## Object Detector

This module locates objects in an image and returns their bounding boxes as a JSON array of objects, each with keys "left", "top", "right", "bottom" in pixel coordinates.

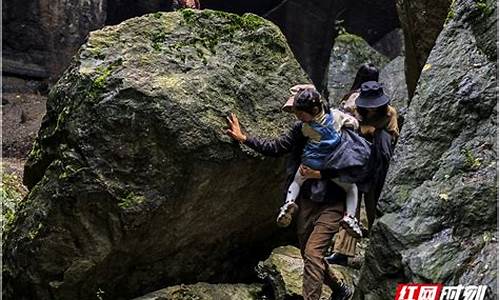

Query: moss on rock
[{"left": 5, "top": 10, "right": 309, "bottom": 300}]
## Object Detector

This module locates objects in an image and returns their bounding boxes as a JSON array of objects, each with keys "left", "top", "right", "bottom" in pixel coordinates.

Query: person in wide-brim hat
[
  {"left": 354, "top": 81, "right": 390, "bottom": 109},
  {"left": 352, "top": 81, "right": 398, "bottom": 139}
]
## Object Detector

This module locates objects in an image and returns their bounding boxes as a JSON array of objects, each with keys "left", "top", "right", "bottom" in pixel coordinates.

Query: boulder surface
[
  {"left": 397, "top": 0, "right": 452, "bottom": 98},
  {"left": 356, "top": 0, "right": 498, "bottom": 298},
  {"left": 379, "top": 56, "right": 409, "bottom": 126},
  {"left": 256, "top": 246, "right": 360, "bottom": 300},
  {"left": 327, "top": 33, "right": 389, "bottom": 105},
  {"left": 3, "top": 10, "right": 308, "bottom": 300}
]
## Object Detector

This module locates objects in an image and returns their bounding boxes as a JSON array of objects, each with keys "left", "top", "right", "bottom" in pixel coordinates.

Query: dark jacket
[{"left": 244, "top": 122, "right": 346, "bottom": 203}]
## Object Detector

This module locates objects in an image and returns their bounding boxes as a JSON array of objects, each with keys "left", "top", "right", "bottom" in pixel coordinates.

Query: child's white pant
[{"left": 286, "top": 169, "right": 358, "bottom": 217}]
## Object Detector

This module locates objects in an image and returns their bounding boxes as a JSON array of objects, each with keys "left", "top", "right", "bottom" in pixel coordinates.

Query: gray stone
[
  {"left": 131, "top": 282, "right": 264, "bottom": 300},
  {"left": 371, "top": 29, "right": 405, "bottom": 60},
  {"left": 2, "top": 58, "right": 49, "bottom": 79},
  {"left": 2, "top": 76, "right": 48, "bottom": 94},
  {"left": 3, "top": 10, "right": 308, "bottom": 300},
  {"left": 4, "top": 0, "right": 400, "bottom": 98},
  {"left": 256, "top": 245, "right": 360, "bottom": 300},
  {"left": 379, "top": 56, "right": 409, "bottom": 126},
  {"left": 397, "top": 0, "right": 452, "bottom": 98},
  {"left": 266, "top": 0, "right": 400, "bottom": 95},
  {"left": 327, "top": 33, "right": 390, "bottom": 106},
  {"left": 355, "top": 0, "right": 498, "bottom": 298},
  {"left": 3, "top": 0, "right": 107, "bottom": 80}
]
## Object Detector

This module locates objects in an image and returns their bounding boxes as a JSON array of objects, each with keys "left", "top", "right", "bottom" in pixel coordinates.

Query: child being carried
[{"left": 277, "top": 85, "right": 371, "bottom": 239}]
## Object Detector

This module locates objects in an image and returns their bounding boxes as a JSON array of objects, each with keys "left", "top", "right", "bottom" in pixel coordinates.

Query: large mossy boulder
[
  {"left": 3, "top": 10, "right": 309, "bottom": 300},
  {"left": 327, "top": 33, "right": 389, "bottom": 105},
  {"left": 356, "top": 0, "right": 498, "bottom": 298}
]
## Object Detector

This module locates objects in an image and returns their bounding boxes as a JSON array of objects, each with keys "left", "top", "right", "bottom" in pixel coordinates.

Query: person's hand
[
  {"left": 225, "top": 113, "right": 247, "bottom": 143},
  {"left": 299, "top": 164, "right": 321, "bottom": 179}
]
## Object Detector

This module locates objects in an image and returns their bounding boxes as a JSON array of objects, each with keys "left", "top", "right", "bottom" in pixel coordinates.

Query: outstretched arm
[{"left": 225, "top": 113, "right": 304, "bottom": 157}]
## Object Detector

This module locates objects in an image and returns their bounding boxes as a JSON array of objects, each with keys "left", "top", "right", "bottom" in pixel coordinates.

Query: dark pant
[{"left": 296, "top": 197, "right": 344, "bottom": 300}]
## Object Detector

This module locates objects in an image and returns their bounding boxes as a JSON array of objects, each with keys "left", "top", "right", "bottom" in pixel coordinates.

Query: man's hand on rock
[
  {"left": 299, "top": 164, "right": 321, "bottom": 179},
  {"left": 226, "top": 113, "right": 247, "bottom": 143}
]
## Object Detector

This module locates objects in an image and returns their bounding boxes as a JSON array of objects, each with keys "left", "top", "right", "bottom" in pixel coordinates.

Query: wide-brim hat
[
  {"left": 282, "top": 84, "right": 316, "bottom": 112},
  {"left": 355, "top": 81, "right": 390, "bottom": 108}
]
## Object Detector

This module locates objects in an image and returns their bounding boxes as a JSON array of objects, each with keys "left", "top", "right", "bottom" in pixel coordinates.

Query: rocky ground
[
  {"left": 2, "top": 92, "right": 46, "bottom": 234},
  {"left": 2, "top": 92, "right": 47, "bottom": 158}
]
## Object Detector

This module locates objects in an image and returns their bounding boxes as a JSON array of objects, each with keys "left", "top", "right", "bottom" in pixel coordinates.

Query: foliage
[
  {"left": 1, "top": 169, "right": 27, "bottom": 232},
  {"left": 118, "top": 192, "right": 146, "bottom": 209},
  {"left": 462, "top": 148, "right": 481, "bottom": 170}
]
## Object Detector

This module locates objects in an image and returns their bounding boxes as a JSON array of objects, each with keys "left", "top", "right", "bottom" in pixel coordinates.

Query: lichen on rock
[{"left": 4, "top": 9, "right": 309, "bottom": 300}]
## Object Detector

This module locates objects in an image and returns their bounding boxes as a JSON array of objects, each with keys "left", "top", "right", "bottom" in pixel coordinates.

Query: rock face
[
  {"left": 327, "top": 33, "right": 390, "bottom": 105},
  {"left": 4, "top": 0, "right": 400, "bottom": 96},
  {"left": 3, "top": 0, "right": 107, "bottom": 81},
  {"left": 371, "top": 29, "right": 404, "bottom": 60},
  {"left": 397, "top": 0, "right": 452, "bottom": 98},
  {"left": 3, "top": 10, "right": 309, "bottom": 300},
  {"left": 379, "top": 56, "right": 409, "bottom": 126},
  {"left": 341, "top": 0, "right": 400, "bottom": 45},
  {"left": 265, "top": 0, "right": 347, "bottom": 96},
  {"left": 131, "top": 282, "right": 264, "bottom": 300},
  {"left": 266, "top": 0, "right": 399, "bottom": 95},
  {"left": 256, "top": 246, "right": 360, "bottom": 300},
  {"left": 2, "top": 0, "right": 176, "bottom": 84},
  {"left": 355, "top": 0, "right": 498, "bottom": 298}
]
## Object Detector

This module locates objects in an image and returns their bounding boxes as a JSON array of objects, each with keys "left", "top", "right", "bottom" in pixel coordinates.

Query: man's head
[
  {"left": 282, "top": 84, "right": 323, "bottom": 122},
  {"left": 292, "top": 88, "right": 323, "bottom": 122}
]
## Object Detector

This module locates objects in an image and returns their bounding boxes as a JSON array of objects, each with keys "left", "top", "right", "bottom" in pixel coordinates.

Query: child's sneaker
[
  {"left": 276, "top": 202, "right": 299, "bottom": 227},
  {"left": 339, "top": 214, "right": 363, "bottom": 239}
]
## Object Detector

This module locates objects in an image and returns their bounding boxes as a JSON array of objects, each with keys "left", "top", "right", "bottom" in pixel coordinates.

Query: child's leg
[
  {"left": 331, "top": 179, "right": 358, "bottom": 216},
  {"left": 331, "top": 179, "right": 362, "bottom": 238},
  {"left": 277, "top": 169, "right": 306, "bottom": 227},
  {"left": 286, "top": 169, "right": 308, "bottom": 203}
]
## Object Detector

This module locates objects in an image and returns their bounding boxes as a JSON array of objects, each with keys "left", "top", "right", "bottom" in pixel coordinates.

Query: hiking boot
[
  {"left": 329, "top": 282, "right": 353, "bottom": 300},
  {"left": 324, "top": 252, "right": 348, "bottom": 266},
  {"left": 339, "top": 214, "right": 363, "bottom": 239},
  {"left": 276, "top": 202, "right": 298, "bottom": 227}
]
